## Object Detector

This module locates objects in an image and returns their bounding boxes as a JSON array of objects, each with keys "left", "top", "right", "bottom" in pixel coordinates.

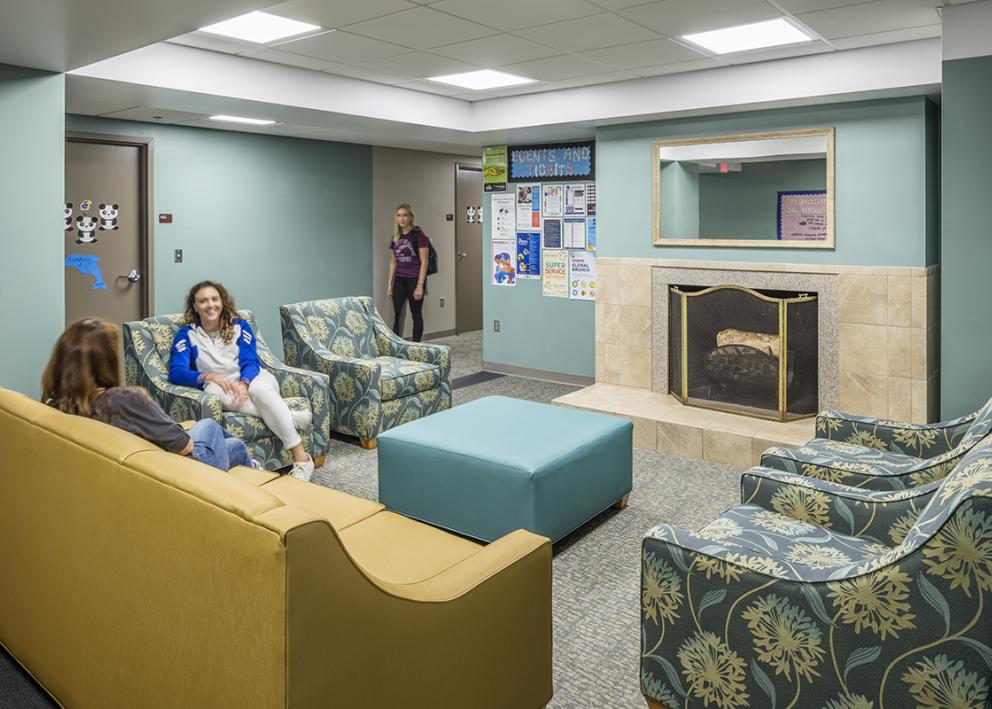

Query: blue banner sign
[{"left": 509, "top": 141, "right": 595, "bottom": 182}]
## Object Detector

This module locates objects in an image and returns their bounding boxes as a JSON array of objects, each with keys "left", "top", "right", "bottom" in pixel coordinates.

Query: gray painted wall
[
  {"left": 0, "top": 65, "right": 64, "bottom": 397},
  {"left": 65, "top": 115, "right": 372, "bottom": 359}
]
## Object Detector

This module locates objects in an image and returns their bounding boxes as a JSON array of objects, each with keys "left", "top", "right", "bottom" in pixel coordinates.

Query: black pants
[{"left": 391, "top": 276, "right": 424, "bottom": 342}]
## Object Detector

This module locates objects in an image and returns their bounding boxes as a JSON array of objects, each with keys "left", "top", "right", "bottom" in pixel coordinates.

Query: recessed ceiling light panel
[
  {"left": 427, "top": 69, "right": 535, "bottom": 90},
  {"left": 209, "top": 115, "right": 277, "bottom": 126},
  {"left": 683, "top": 18, "right": 813, "bottom": 55},
  {"left": 198, "top": 11, "right": 320, "bottom": 44}
]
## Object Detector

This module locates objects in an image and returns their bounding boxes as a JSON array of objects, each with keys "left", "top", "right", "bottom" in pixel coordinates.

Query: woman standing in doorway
[{"left": 386, "top": 203, "right": 429, "bottom": 342}]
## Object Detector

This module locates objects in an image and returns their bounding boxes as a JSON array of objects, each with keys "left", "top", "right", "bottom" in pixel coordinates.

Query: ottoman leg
[
  {"left": 613, "top": 494, "right": 630, "bottom": 510},
  {"left": 646, "top": 700, "right": 671, "bottom": 709},
  {"left": 360, "top": 437, "right": 378, "bottom": 450},
  {"left": 313, "top": 454, "right": 326, "bottom": 468}
]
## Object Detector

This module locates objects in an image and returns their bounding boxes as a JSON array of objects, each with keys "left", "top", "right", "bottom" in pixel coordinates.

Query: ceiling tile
[
  {"left": 555, "top": 70, "right": 642, "bottom": 88},
  {"left": 100, "top": 106, "right": 205, "bottom": 123},
  {"left": 497, "top": 54, "right": 616, "bottom": 81},
  {"left": 323, "top": 64, "right": 413, "bottom": 84},
  {"left": 454, "top": 81, "right": 559, "bottom": 101},
  {"left": 166, "top": 33, "right": 257, "bottom": 55},
  {"left": 239, "top": 46, "right": 347, "bottom": 72},
  {"left": 274, "top": 29, "right": 414, "bottom": 63},
  {"left": 588, "top": 0, "right": 659, "bottom": 9},
  {"left": 429, "top": 0, "right": 602, "bottom": 32},
  {"left": 392, "top": 79, "right": 468, "bottom": 96},
  {"left": 634, "top": 57, "right": 725, "bottom": 76},
  {"left": 829, "top": 23, "right": 941, "bottom": 50},
  {"left": 360, "top": 52, "right": 480, "bottom": 80},
  {"left": 263, "top": 0, "right": 416, "bottom": 29},
  {"left": 514, "top": 13, "right": 660, "bottom": 52},
  {"left": 429, "top": 34, "right": 561, "bottom": 66},
  {"left": 797, "top": 0, "right": 942, "bottom": 39},
  {"left": 345, "top": 7, "right": 496, "bottom": 50},
  {"left": 722, "top": 39, "right": 833, "bottom": 64},
  {"left": 619, "top": 0, "right": 781, "bottom": 38},
  {"left": 579, "top": 37, "right": 705, "bottom": 68},
  {"left": 773, "top": 0, "right": 873, "bottom": 13}
]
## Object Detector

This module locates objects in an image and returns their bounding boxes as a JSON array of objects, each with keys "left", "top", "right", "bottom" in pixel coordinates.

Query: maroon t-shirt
[{"left": 390, "top": 228, "right": 429, "bottom": 279}]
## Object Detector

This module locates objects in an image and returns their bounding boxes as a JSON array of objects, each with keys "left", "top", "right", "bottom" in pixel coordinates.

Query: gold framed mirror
[{"left": 652, "top": 127, "right": 835, "bottom": 249}]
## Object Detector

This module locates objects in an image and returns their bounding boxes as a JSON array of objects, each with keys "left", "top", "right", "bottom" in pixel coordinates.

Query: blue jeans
[{"left": 188, "top": 419, "right": 249, "bottom": 472}]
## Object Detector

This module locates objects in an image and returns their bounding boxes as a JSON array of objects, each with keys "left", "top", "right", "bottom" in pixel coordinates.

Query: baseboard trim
[
  {"left": 482, "top": 361, "right": 594, "bottom": 386},
  {"left": 422, "top": 328, "right": 458, "bottom": 341}
]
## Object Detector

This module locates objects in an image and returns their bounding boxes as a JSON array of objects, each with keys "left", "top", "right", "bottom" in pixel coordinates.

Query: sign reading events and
[{"left": 509, "top": 141, "right": 595, "bottom": 183}]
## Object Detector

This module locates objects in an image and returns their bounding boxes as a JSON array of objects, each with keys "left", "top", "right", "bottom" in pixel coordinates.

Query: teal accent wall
[
  {"left": 659, "top": 161, "right": 700, "bottom": 237},
  {"left": 0, "top": 65, "right": 64, "bottom": 397},
  {"left": 598, "top": 97, "right": 934, "bottom": 265},
  {"left": 66, "top": 115, "right": 372, "bottom": 358},
  {"left": 941, "top": 57, "right": 992, "bottom": 417}
]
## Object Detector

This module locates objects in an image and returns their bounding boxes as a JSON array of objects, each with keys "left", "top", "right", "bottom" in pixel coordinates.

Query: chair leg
[
  {"left": 313, "top": 455, "right": 326, "bottom": 468},
  {"left": 614, "top": 494, "right": 630, "bottom": 510},
  {"left": 360, "top": 438, "right": 377, "bottom": 450}
]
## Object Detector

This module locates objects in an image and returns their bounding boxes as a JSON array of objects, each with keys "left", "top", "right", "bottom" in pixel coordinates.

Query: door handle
[
  {"left": 457, "top": 251, "right": 468, "bottom": 261},
  {"left": 117, "top": 269, "right": 141, "bottom": 283}
]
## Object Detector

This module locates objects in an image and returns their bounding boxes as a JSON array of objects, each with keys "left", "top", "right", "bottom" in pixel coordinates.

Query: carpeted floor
[{"left": 0, "top": 331, "right": 745, "bottom": 709}]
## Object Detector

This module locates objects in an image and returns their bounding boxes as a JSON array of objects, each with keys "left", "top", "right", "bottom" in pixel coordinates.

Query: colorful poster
[
  {"left": 777, "top": 190, "right": 827, "bottom": 241},
  {"left": 491, "top": 240, "right": 516, "bottom": 286},
  {"left": 516, "top": 184, "right": 540, "bottom": 229},
  {"left": 569, "top": 251, "right": 596, "bottom": 301},
  {"left": 542, "top": 184, "right": 563, "bottom": 217},
  {"left": 565, "top": 184, "right": 586, "bottom": 215},
  {"left": 586, "top": 217, "right": 596, "bottom": 251},
  {"left": 564, "top": 217, "right": 586, "bottom": 249},
  {"left": 542, "top": 250, "right": 569, "bottom": 298},
  {"left": 483, "top": 146, "right": 507, "bottom": 192},
  {"left": 586, "top": 183, "right": 597, "bottom": 215},
  {"left": 508, "top": 141, "right": 595, "bottom": 182},
  {"left": 491, "top": 193, "right": 515, "bottom": 241},
  {"left": 543, "top": 218, "right": 562, "bottom": 249},
  {"left": 516, "top": 232, "right": 542, "bottom": 279}
]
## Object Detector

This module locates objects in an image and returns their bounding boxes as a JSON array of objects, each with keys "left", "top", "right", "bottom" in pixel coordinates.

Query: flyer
[
  {"left": 483, "top": 146, "right": 507, "bottom": 192},
  {"left": 491, "top": 192, "right": 515, "bottom": 241},
  {"left": 516, "top": 232, "right": 542, "bottom": 279},
  {"left": 586, "top": 217, "right": 596, "bottom": 251},
  {"left": 542, "top": 184, "right": 563, "bottom": 217},
  {"left": 565, "top": 184, "right": 586, "bottom": 215},
  {"left": 542, "top": 218, "right": 562, "bottom": 249},
  {"left": 777, "top": 190, "right": 827, "bottom": 241},
  {"left": 564, "top": 218, "right": 586, "bottom": 249},
  {"left": 516, "top": 184, "right": 540, "bottom": 230},
  {"left": 542, "top": 250, "right": 569, "bottom": 298},
  {"left": 568, "top": 251, "right": 596, "bottom": 301},
  {"left": 586, "top": 183, "right": 597, "bottom": 215},
  {"left": 491, "top": 240, "right": 516, "bottom": 286}
]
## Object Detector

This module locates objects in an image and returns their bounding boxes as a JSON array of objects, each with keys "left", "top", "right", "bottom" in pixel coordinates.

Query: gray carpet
[{"left": 0, "top": 331, "right": 744, "bottom": 708}]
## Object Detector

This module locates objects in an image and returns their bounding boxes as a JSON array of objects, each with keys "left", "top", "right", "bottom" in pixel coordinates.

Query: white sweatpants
[{"left": 205, "top": 369, "right": 302, "bottom": 450}]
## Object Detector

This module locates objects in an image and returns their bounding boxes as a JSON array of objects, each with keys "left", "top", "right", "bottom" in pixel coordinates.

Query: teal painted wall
[
  {"left": 941, "top": 57, "right": 992, "bottom": 417},
  {"left": 697, "top": 158, "right": 826, "bottom": 239},
  {"left": 599, "top": 97, "right": 933, "bottom": 265},
  {"left": 65, "top": 115, "right": 372, "bottom": 358},
  {"left": 659, "top": 161, "right": 700, "bottom": 237},
  {"left": 0, "top": 65, "right": 64, "bottom": 397}
]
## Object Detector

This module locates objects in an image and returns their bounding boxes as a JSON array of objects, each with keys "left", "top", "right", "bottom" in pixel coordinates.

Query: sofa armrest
[{"left": 816, "top": 409, "right": 976, "bottom": 457}]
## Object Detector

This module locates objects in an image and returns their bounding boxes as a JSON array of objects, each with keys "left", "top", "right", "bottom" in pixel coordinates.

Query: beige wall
[{"left": 372, "top": 146, "right": 480, "bottom": 338}]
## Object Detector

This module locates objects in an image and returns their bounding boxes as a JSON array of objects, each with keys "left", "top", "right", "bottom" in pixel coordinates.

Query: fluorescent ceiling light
[
  {"left": 209, "top": 115, "right": 277, "bottom": 126},
  {"left": 198, "top": 11, "right": 320, "bottom": 44},
  {"left": 427, "top": 69, "right": 535, "bottom": 90},
  {"left": 683, "top": 18, "right": 813, "bottom": 55}
]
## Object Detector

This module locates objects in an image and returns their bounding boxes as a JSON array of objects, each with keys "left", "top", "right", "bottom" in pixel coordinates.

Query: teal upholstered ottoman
[{"left": 377, "top": 396, "right": 632, "bottom": 542}]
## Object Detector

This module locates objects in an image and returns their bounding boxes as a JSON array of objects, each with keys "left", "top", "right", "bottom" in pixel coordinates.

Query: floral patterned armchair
[
  {"left": 641, "top": 436, "right": 992, "bottom": 709},
  {"left": 760, "top": 397, "right": 992, "bottom": 490},
  {"left": 279, "top": 296, "right": 451, "bottom": 447},
  {"left": 122, "top": 310, "right": 331, "bottom": 470}
]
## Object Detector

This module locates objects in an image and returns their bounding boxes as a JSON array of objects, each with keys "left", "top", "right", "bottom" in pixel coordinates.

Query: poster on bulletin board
[
  {"left": 491, "top": 193, "right": 515, "bottom": 241},
  {"left": 586, "top": 183, "right": 597, "bottom": 215},
  {"left": 564, "top": 218, "right": 586, "bottom": 249},
  {"left": 777, "top": 190, "right": 827, "bottom": 241},
  {"left": 516, "top": 184, "right": 540, "bottom": 230},
  {"left": 508, "top": 141, "right": 594, "bottom": 182},
  {"left": 542, "top": 184, "right": 563, "bottom": 217},
  {"left": 483, "top": 146, "right": 507, "bottom": 192},
  {"left": 543, "top": 218, "right": 562, "bottom": 249},
  {"left": 492, "top": 240, "right": 516, "bottom": 286},
  {"left": 586, "top": 217, "right": 596, "bottom": 251},
  {"left": 569, "top": 251, "right": 596, "bottom": 300},
  {"left": 543, "top": 250, "right": 569, "bottom": 298},
  {"left": 565, "top": 184, "right": 586, "bottom": 215},
  {"left": 516, "top": 232, "right": 542, "bottom": 279}
]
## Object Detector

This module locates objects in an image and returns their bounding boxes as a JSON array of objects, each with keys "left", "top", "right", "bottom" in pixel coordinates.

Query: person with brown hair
[
  {"left": 42, "top": 318, "right": 253, "bottom": 472},
  {"left": 386, "top": 203, "right": 430, "bottom": 342},
  {"left": 168, "top": 280, "right": 314, "bottom": 481}
]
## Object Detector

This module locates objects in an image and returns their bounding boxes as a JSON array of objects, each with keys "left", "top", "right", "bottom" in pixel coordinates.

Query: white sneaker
[
  {"left": 290, "top": 408, "right": 313, "bottom": 431},
  {"left": 289, "top": 457, "right": 314, "bottom": 483}
]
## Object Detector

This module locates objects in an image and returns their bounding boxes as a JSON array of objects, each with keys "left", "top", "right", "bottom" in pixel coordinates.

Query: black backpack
[{"left": 424, "top": 232, "right": 438, "bottom": 275}]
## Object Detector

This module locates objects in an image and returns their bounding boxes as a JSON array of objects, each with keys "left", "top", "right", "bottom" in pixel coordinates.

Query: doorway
[
  {"left": 64, "top": 133, "right": 152, "bottom": 328},
  {"left": 455, "top": 164, "right": 482, "bottom": 333}
]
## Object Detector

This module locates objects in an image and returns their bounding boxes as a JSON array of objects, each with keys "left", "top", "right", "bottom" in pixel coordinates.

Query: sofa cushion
[
  {"left": 260, "top": 476, "right": 383, "bottom": 531},
  {"left": 375, "top": 357, "right": 440, "bottom": 401},
  {"left": 222, "top": 397, "right": 311, "bottom": 442}
]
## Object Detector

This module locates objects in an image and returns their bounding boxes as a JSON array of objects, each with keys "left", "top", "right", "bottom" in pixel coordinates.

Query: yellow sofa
[{"left": 0, "top": 388, "right": 552, "bottom": 708}]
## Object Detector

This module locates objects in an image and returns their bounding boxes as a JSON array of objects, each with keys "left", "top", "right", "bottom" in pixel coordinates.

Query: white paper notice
[
  {"left": 516, "top": 184, "right": 539, "bottom": 230},
  {"left": 543, "top": 249, "right": 568, "bottom": 298},
  {"left": 542, "top": 184, "right": 563, "bottom": 217},
  {"left": 565, "top": 184, "right": 586, "bottom": 215},
  {"left": 568, "top": 251, "right": 596, "bottom": 301},
  {"left": 491, "top": 193, "right": 515, "bottom": 241},
  {"left": 564, "top": 218, "right": 586, "bottom": 249}
]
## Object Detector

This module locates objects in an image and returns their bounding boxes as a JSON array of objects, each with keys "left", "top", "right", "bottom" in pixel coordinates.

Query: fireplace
[{"left": 669, "top": 285, "right": 818, "bottom": 421}]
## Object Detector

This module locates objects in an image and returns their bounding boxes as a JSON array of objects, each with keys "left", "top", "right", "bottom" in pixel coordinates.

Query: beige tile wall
[{"left": 595, "top": 262, "right": 653, "bottom": 388}]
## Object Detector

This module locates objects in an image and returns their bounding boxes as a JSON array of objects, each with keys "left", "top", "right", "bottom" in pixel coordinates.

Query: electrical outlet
[
  {"left": 494, "top": 319, "right": 501, "bottom": 332},
  {"left": 440, "top": 297, "right": 445, "bottom": 307},
  {"left": 174, "top": 249, "right": 183, "bottom": 263}
]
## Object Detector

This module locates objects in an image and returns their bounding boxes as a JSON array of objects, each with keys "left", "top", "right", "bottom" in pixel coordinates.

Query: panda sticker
[
  {"left": 65, "top": 202, "right": 73, "bottom": 231},
  {"left": 76, "top": 216, "right": 98, "bottom": 244},
  {"left": 98, "top": 203, "right": 119, "bottom": 231}
]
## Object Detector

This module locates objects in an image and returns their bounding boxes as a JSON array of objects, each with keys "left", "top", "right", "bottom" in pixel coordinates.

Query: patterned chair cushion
[
  {"left": 788, "top": 437, "right": 925, "bottom": 474},
  {"left": 222, "top": 396, "right": 311, "bottom": 443},
  {"left": 299, "top": 297, "right": 379, "bottom": 360},
  {"left": 375, "top": 357, "right": 440, "bottom": 402}
]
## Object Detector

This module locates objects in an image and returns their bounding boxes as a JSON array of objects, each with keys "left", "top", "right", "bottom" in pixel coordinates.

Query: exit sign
[{"left": 159, "top": 213, "right": 173, "bottom": 223}]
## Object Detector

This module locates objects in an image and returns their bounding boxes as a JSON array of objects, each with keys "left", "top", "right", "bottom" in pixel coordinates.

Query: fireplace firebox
[{"left": 669, "top": 285, "right": 818, "bottom": 421}]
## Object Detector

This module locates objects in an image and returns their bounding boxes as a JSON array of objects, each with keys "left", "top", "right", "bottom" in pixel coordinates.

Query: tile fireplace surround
[{"left": 554, "top": 258, "right": 939, "bottom": 468}]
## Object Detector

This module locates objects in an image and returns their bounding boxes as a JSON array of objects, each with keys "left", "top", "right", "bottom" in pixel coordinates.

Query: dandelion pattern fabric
[
  {"left": 123, "top": 310, "right": 331, "bottom": 470},
  {"left": 279, "top": 296, "right": 451, "bottom": 441},
  {"left": 641, "top": 438, "right": 992, "bottom": 708}
]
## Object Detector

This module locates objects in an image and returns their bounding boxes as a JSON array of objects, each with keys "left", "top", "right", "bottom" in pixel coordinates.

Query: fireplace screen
[{"left": 669, "top": 285, "right": 818, "bottom": 421}]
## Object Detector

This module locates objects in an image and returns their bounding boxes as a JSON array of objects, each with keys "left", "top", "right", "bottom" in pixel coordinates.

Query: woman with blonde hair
[
  {"left": 386, "top": 203, "right": 430, "bottom": 342},
  {"left": 168, "top": 280, "right": 314, "bottom": 481},
  {"left": 42, "top": 318, "right": 253, "bottom": 472}
]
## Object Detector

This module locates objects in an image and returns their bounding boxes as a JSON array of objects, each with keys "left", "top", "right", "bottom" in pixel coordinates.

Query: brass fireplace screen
[{"left": 669, "top": 285, "right": 818, "bottom": 421}]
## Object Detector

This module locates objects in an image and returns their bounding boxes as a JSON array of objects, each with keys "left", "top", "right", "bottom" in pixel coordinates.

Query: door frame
[
  {"left": 65, "top": 131, "right": 155, "bottom": 317},
  {"left": 454, "top": 162, "right": 482, "bottom": 334}
]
